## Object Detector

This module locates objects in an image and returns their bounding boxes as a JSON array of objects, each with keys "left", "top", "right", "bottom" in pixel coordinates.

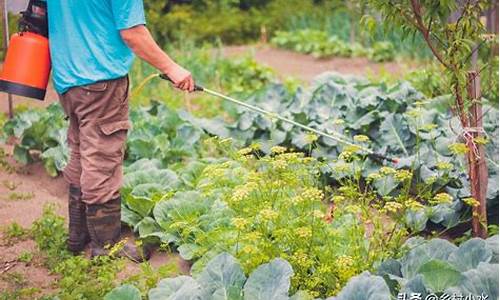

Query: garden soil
[{"left": 0, "top": 47, "right": 410, "bottom": 296}]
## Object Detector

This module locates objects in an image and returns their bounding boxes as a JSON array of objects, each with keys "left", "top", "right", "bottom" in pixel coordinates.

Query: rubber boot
[
  {"left": 86, "top": 197, "right": 151, "bottom": 263},
  {"left": 67, "top": 184, "right": 90, "bottom": 253}
]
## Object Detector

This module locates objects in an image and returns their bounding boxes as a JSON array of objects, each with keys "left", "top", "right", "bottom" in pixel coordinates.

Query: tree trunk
[{"left": 467, "top": 71, "right": 488, "bottom": 238}]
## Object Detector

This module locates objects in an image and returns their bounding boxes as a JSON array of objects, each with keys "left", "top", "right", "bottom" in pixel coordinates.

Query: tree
[{"left": 364, "top": 0, "right": 497, "bottom": 238}]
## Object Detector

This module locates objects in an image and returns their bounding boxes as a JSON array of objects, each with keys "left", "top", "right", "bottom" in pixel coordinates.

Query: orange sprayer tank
[{"left": 0, "top": 32, "right": 51, "bottom": 100}]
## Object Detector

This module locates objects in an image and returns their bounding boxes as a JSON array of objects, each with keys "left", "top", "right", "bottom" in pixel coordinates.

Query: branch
[{"left": 410, "top": 0, "right": 451, "bottom": 69}]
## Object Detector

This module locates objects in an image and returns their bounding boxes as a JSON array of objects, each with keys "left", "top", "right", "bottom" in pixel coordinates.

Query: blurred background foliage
[{"left": 143, "top": 0, "right": 431, "bottom": 59}]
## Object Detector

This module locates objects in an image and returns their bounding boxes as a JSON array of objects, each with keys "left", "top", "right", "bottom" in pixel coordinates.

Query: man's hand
[
  {"left": 164, "top": 63, "right": 195, "bottom": 92},
  {"left": 120, "top": 25, "right": 195, "bottom": 92}
]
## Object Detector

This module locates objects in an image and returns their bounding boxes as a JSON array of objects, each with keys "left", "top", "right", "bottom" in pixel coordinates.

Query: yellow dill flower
[
  {"left": 272, "top": 159, "right": 288, "bottom": 169},
  {"left": 296, "top": 227, "right": 312, "bottom": 239},
  {"left": 421, "top": 123, "right": 438, "bottom": 131},
  {"left": 463, "top": 197, "right": 480, "bottom": 207},
  {"left": 367, "top": 172, "right": 382, "bottom": 182},
  {"left": 406, "top": 108, "right": 422, "bottom": 118},
  {"left": 237, "top": 147, "right": 253, "bottom": 155},
  {"left": 383, "top": 201, "right": 403, "bottom": 213},
  {"left": 270, "top": 146, "right": 287, "bottom": 154},
  {"left": 332, "top": 195, "right": 345, "bottom": 203},
  {"left": 380, "top": 166, "right": 396, "bottom": 176},
  {"left": 301, "top": 187, "right": 324, "bottom": 202},
  {"left": 405, "top": 199, "right": 424, "bottom": 211},
  {"left": 436, "top": 161, "right": 453, "bottom": 171},
  {"left": 231, "top": 186, "right": 251, "bottom": 202},
  {"left": 345, "top": 205, "right": 361, "bottom": 214},
  {"left": 305, "top": 133, "right": 319, "bottom": 144},
  {"left": 336, "top": 255, "right": 356, "bottom": 282},
  {"left": 353, "top": 135, "right": 370, "bottom": 142},
  {"left": 291, "top": 195, "right": 305, "bottom": 205},
  {"left": 473, "top": 136, "right": 488, "bottom": 145},
  {"left": 231, "top": 217, "right": 249, "bottom": 230},
  {"left": 432, "top": 193, "right": 453, "bottom": 204},
  {"left": 243, "top": 231, "right": 262, "bottom": 241},
  {"left": 242, "top": 245, "right": 256, "bottom": 254},
  {"left": 425, "top": 175, "right": 437, "bottom": 185},
  {"left": 333, "top": 162, "right": 350, "bottom": 173},
  {"left": 395, "top": 169, "right": 412, "bottom": 182},
  {"left": 448, "top": 143, "right": 469, "bottom": 155},
  {"left": 109, "top": 238, "right": 127, "bottom": 257},
  {"left": 259, "top": 209, "right": 279, "bottom": 221},
  {"left": 333, "top": 119, "right": 345, "bottom": 125},
  {"left": 345, "top": 145, "right": 362, "bottom": 152},
  {"left": 250, "top": 142, "right": 261, "bottom": 150},
  {"left": 311, "top": 209, "right": 325, "bottom": 218}
]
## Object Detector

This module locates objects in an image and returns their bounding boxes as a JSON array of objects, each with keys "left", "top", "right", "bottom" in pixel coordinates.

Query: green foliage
[
  {"left": 186, "top": 73, "right": 498, "bottom": 229},
  {"left": 1, "top": 103, "right": 68, "bottom": 177},
  {"left": 0, "top": 13, "right": 19, "bottom": 60},
  {"left": 217, "top": 56, "right": 276, "bottom": 94},
  {"left": 143, "top": 0, "right": 341, "bottom": 45},
  {"left": 369, "top": 41, "right": 396, "bottom": 62},
  {"left": 109, "top": 253, "right": 302, "bottom": 299},
  {"left": 129, "top": 44, "right": 276, "bottom": 117},
  {"left": 31, "top": 204, "right": 72, "bottom": 268},
  {"left": 18, "top": 251, "right": 34, "bottom": 263},
  {"left": 104, "top": 284, "right": 141, "bottom": 300},
  {"left": 271, "top": 29, "right": 354, "bottom": 58},
  {"left": 123, "top": 260, "right": 180, "bottom": 296},
  {"left": 29, "top": 205, "right": 125, "bottom": 299},
  {"left": 366, "top": 0, "right": 497, "bottom": 131},
  {"left": 330, "top": 236, "right": 498, "bottom": 299},
  {"left": 1, "top": 222, "right": 29, "bottom": 244},
  {"left": 271, "top": 29, "right": 395, "bottom": 61},
  {"left": 405, "top": 63, "right": 446, "bottom": 98},
  {"left": 371, "top": 236, "right": 499, "bottom": 299},
  {"left": 332, "top": 272, "right": 391, "bottom": 300},
  {"left": 122, "top": 140, "right": 415, "bottom": 297}
]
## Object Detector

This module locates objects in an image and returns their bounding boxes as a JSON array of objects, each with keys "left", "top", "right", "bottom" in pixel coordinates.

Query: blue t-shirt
[{"left": 46, "top": 0, "right": 146, "bottom": 94}]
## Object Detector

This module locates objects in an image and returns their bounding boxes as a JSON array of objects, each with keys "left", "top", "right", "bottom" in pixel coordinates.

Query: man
[{"left": 46, "top": 0, "right": 194, "bottom": 262}]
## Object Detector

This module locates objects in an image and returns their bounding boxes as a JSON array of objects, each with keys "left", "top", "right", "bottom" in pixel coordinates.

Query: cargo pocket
[
  {"left": 81, "top": 81, "right": 108, "bottom": 92},
  {"left": 97, "top": 120, "right": 130, "bottom": 163}
]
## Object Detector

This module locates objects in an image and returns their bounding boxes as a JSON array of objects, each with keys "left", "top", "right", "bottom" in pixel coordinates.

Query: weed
[
  {"left": 30, "top": 204, "right": 126, "bottom": 299},
  {"left": 488, "top": 224, "right": 499, "bottom": 236},
  {"left": 18, "top": 251, "right": 34, "bottom": 264},
  {"left": 0, "top": 288, "right": 40, "bottom": 300},
  {"left": 6, "top": 191, "right": 34, "bottom": 201},
  {"left": 0, "top": 147, "right": 15, "bottom": 173},
  {"left": 0, "top": 272, "right": 27, "bottom": 289},
  {"left": 2, "top": 180, "right": 19, "bottom": 191},
  {"left": 31, "top": 204, "right": 71, "bottom": 268},
  {"left": 1, "top": 222, "right": 29, "bottom": 244},
  {"left": 124, "top": 260, "right": 180, "bottom": 295}
]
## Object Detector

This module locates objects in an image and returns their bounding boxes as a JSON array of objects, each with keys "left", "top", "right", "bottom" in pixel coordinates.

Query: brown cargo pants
[{"left": 58, "top": 76, "right": 130, "bottom": 205}]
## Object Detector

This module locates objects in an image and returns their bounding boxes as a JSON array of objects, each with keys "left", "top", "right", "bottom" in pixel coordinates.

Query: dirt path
[{"left": 222, "top": 45, "right": 414, "bottom": 82}]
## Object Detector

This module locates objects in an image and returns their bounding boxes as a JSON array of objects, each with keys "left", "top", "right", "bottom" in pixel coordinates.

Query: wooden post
[
  {"left": 467, "top": 71, "right": 488, "bottom": 238},
  {"left": 1, "top": 0, "right": 14, "bottom": 119}
]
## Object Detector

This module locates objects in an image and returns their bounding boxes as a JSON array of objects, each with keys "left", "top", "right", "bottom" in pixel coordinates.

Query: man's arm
[{"left": 120, "top": 25, "right": 194, "bottom": 92}]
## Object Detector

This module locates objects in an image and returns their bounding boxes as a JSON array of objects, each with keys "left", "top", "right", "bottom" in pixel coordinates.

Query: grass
[
  {"left": 0, "top": 147, "right": 15, "bottom": 173},
  {"left": 1, "top": 222, "right": 29, "bottom": 245},
  {"left": 1, "top": 204, "right": 183, "bottom": 299},
  {"left": 18, "top": 251, "right": 34, "bottom": 264},
  {"left": 2, "top": 180, "right": 20, "bottom": 191},
  {"left": 5, "top": 191, "right": 34, "bottom": 201}
]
